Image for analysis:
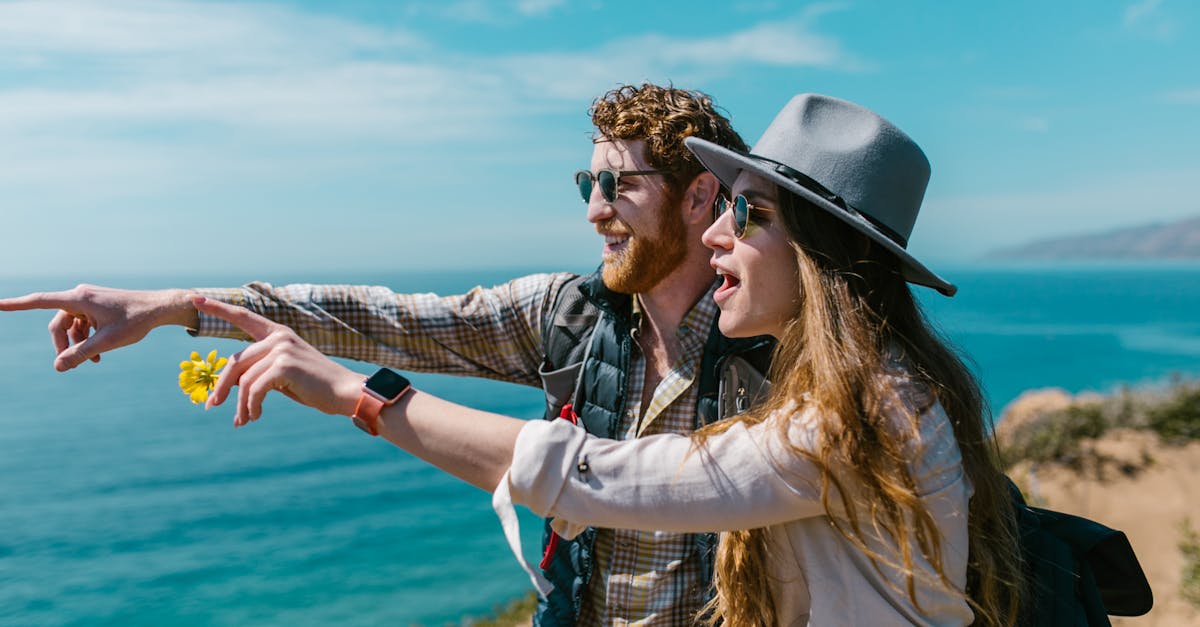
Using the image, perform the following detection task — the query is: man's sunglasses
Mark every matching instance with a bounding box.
[717,194,774,239]
[574,169,665,203]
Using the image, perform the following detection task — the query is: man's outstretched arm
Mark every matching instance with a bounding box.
[0,285,197,371]
[189,274,572,387]
[1,273,574,386]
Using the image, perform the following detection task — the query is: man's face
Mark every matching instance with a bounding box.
[585,138,687,294]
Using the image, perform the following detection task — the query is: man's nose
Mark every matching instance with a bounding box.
[585,192,614,223]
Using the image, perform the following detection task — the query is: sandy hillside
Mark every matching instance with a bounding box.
[1002,389,1200,626]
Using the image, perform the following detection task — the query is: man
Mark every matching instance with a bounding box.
[0,83,772,625]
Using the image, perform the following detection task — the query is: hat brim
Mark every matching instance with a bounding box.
[686,136,956,297]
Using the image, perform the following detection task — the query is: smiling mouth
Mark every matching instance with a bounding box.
[602,233,630,256]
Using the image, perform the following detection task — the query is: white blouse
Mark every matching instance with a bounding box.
[493,378,974,626]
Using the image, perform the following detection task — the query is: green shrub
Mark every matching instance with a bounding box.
[1002,403,1107,468]
[1180,519,1200,608]
[1147,385,1200,444]
[464,592,538,627]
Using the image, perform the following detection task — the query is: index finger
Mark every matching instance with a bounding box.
[191,296,278,341]
[0,291,79,312]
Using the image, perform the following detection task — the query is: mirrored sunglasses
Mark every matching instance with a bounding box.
[574,169,665,203]
[718,194,775,239]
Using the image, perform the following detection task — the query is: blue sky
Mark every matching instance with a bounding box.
[1,0,1196,277]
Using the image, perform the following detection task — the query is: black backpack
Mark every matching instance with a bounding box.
[1010,480,1154,626]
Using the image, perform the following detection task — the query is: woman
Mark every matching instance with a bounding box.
[195,94,1024,625]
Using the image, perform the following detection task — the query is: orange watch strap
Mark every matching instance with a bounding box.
[352,392,386,436]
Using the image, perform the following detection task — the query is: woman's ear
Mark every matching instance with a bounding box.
[682,172,721,226]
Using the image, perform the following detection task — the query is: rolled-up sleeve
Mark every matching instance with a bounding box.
[190,273,575,387]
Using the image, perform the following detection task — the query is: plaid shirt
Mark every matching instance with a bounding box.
[192,274,575,386]
[193,274,720,626]
[578,285,719,626]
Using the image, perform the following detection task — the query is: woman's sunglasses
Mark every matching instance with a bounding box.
[574,169,665,203]
[718,194,774,239]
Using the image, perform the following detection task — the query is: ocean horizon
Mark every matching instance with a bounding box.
[2,263,1199,625]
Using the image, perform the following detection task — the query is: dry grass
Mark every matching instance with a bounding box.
[997,377,1200,473]
[461,592,537,627]
[1181,519,1200,609]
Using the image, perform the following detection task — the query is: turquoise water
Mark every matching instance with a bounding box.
[2,265,1199,625]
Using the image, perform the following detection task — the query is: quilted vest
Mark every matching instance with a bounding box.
[533,271,774,625]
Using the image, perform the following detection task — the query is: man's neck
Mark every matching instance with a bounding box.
[635,254,716,342]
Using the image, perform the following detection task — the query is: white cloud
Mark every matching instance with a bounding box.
[0,63,516,141]
[0,1,857,141]
[515,0,566,16]
[0,0,420,60]
[407,0,568,24]
[1016,116,1051,133]
[496,12,863,101]
[1121,0,1178,40]
[1124,0,1161,25]
[0,0,865,276]
[1161,88,1200,104]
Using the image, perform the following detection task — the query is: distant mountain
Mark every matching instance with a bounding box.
[986,215,1200,260]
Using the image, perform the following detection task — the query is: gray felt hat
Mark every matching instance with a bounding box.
[685,93,955,297]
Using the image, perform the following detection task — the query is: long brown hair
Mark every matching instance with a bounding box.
[698,190,1024,626]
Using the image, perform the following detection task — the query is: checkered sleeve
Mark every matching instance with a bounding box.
[189,273,575,388]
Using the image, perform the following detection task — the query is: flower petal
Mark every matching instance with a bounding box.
[190,387,208,404]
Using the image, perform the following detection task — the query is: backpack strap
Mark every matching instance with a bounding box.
[537,273,600,421]
[697,315,775,426]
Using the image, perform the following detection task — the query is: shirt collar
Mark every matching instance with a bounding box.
[630,278,721,348]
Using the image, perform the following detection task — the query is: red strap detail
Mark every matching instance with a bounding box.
[540,402,581,569]
[539,530,562,570]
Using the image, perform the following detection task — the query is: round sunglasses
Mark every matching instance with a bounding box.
[574,169,665,203]
[718,194,775,239]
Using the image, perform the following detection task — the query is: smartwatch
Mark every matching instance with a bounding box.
[352,367,412,436]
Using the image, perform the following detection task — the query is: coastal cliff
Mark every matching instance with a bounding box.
[986,215,1200,260]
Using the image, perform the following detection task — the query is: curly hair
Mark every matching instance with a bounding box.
[590,83,747,194]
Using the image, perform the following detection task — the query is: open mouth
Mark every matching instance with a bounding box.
[714,270,741,303]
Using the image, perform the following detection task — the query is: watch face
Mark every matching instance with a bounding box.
[364,368,412,401]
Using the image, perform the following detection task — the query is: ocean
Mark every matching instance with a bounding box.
[2,264,1199,626]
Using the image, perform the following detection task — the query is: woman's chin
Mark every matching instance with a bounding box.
[717,316,751,338]
[718,313,781,340]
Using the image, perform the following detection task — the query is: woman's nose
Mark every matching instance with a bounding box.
[702,206,735,251]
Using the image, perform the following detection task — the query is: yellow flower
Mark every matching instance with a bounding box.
[179,349,228,404]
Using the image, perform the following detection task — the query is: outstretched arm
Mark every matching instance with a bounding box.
[193,298,840,532]
[195,296,524,491]
[0,273,572,387]
[191,274,574,387]
[0,285,197,371]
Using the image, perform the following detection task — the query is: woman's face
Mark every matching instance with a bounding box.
[701,171,802,339]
